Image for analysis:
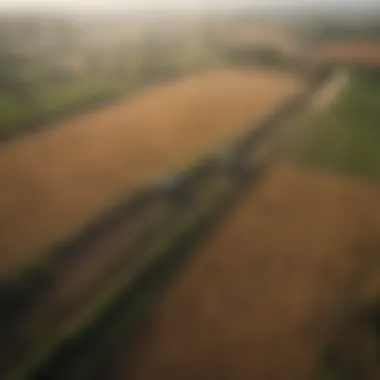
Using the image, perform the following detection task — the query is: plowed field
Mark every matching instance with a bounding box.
[315,42,380,67]
[106,164,380,380]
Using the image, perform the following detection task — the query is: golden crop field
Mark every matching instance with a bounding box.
[106,164,380,380]
[0,68,304,280]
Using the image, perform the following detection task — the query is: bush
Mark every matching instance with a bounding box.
[224,45,285,68]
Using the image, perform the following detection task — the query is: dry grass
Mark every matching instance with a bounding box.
[0,68,303,280]
[106,163,380,380]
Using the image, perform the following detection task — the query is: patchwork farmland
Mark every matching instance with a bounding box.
[97,66,380,380]
[1,20,380,379]
[0,65,314,380]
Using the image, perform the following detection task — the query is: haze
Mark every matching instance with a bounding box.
[0,0,379,12]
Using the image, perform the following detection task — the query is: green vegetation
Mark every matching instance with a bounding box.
[31,179,243,380]
[304,17,380,46]
[0,75,126,136]
[222,45,286,68]
[0,50,223,138]
[283,69,380,180]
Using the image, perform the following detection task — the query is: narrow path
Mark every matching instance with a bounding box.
[311,70,349,110]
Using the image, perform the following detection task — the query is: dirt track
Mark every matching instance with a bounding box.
[0,69,303,279]
[105,163,380,380]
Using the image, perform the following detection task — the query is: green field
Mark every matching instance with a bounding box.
[283,69,380,181]
[0,75,128,136]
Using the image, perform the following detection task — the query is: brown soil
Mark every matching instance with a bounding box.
[0,69,303,280]
[106,163,380,380]
[314,42,380,67]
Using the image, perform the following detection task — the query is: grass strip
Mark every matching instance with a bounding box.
[30,177,249,380]
[4,174,230,379]
[0,201,179,372]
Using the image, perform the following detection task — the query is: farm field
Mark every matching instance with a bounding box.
[103,163,380,380]
[3,9,380,380]
[313,42,380,67]
[0,68,304,281]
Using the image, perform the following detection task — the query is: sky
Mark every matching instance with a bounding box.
[0,0,378,12]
